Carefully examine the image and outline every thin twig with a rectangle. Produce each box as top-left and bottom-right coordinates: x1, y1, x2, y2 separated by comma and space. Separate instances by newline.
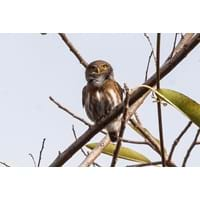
72, 125, 88, 157
49, 34, 200, 167
145, 51, 153, 81
121, 138, 150, 146
127, 161, 162, 167
37, 138, 46, 167
0, 161, 10, 167
133, 112, 142, 126
110, 84, 130, 167
182, 129, 200, 167
129, 118, 161, 154
169, 33, 178, 59
49, 96, 107, 135
156, 33, 166, 167
195, 142, 200, 145
49, 96, 91, 127
167, 121, 192, 163
28, 153, 37, 167
144, 33, 157, 65
58, 33, 88, 68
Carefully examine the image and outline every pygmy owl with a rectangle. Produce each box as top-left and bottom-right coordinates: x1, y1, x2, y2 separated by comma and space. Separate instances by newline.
82, 60, 123, 142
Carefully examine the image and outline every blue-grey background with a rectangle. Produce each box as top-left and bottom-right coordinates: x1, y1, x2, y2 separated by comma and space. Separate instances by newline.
0, 33, 199, 166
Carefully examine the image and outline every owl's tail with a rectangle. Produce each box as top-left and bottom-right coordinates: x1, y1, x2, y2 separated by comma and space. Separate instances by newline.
108, 131, 118, 142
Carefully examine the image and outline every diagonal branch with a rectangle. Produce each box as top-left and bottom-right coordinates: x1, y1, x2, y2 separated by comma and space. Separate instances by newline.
127, 161, 162, 167
79, 135, 110, 167
37, 138, 46, 167
0, 161, 10, 167
49, 96, 91, 127
28, 153, 37, 167
58, 33, 88, 68
110, 85, 130, 167
49, 33, 200, 167
182, 129, 200, 167
167, 121, 192, 163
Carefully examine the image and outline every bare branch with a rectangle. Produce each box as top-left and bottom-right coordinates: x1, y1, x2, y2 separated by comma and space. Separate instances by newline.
145, 51, 153, 81
37, 138, 46, 167
127, 161, 162, 167
58, 33, 88, 68
169, 33, 178, 59
28, 153, 37, 167
121, 138, 149, 146
49, 96, 91, 127
49, 33, 200, 167
0, 161, 10, 167
79, 135, 110, 167
49, 96, 107, 136
111, 84, 130, 167
156, 33, 166, 166
144, 33, 157, 64
72, 125, 88, 157
167, 121, 192, 163
182, 129, 200, 167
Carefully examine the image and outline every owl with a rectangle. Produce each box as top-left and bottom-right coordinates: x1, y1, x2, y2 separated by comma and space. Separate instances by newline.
82, 60, 123, 142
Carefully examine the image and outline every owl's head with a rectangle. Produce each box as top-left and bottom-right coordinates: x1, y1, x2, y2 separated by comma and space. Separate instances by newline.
85, 60, 114, 87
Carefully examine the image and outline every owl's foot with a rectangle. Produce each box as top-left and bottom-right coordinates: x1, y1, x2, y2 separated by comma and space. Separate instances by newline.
108, 131, 118, 142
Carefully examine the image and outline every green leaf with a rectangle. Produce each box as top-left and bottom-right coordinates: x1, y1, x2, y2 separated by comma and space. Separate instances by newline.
86, 143, 150, 163
158, 89, 200, 127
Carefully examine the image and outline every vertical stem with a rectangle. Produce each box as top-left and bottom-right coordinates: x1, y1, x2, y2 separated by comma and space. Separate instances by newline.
156, 33, 166, 166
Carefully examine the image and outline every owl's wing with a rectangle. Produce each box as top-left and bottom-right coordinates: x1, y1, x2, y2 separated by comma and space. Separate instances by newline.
114, 81, 123, 101
82, 86, 87, 107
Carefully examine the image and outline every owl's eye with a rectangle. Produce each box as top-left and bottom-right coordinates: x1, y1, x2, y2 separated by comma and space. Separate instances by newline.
102, 64, 107, 69
89, 65, 99, 74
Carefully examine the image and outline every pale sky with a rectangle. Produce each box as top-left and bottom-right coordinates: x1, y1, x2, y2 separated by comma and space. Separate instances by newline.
0, 33, 200, 166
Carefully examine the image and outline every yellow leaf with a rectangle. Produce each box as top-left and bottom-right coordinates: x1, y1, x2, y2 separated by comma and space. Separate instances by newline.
86, 143, 150, 163
158, 89, 200, 127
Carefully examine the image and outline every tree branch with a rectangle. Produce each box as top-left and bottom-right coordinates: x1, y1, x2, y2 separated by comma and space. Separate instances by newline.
49, 33, 200, 167
127, 161, 162, 167
0, 161, 10, 167
37, 138, 46, 167
182, 129, 200, 167
79, 135, 110, 167
156, 33, 166, 166
28, 153, 37, 167
58, 33, 88, 68
49, 96, 92, 127
167, 121, 192, 163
